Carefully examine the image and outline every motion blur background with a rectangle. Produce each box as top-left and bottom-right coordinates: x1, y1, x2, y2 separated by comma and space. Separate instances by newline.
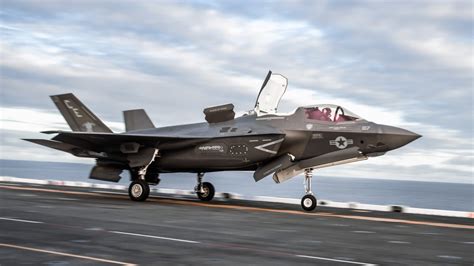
1, 1, 472, 210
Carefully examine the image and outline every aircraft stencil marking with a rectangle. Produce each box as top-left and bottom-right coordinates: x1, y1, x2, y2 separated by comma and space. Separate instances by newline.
254, 138, 284, 154
197, 144, 225, 154
329, 136, 353, 149
312, 133, 324, 139
82, 122, 96, 132
64, 100, 83, 118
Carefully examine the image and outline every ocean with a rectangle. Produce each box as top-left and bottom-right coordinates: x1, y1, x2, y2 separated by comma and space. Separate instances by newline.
1, 159, 472, 211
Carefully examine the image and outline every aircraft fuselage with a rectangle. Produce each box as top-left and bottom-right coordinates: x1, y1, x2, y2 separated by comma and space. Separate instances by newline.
150, 108, 419, 173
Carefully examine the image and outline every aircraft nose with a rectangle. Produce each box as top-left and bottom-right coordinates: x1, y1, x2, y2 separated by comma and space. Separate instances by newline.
379, 125, 421, 150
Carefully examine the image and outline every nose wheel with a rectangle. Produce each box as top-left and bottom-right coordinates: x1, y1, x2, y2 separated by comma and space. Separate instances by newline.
301, 169, 317, 211
195, 173, 215, 201
301, 194, 317, 211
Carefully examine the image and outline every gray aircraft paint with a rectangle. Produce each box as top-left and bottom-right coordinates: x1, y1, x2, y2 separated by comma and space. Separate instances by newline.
24, 71, 420, 191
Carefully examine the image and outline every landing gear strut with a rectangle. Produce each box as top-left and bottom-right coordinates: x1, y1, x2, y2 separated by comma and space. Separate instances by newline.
127, 149, 159, 202
195, 173, 215, 201
301, 169, 317, 211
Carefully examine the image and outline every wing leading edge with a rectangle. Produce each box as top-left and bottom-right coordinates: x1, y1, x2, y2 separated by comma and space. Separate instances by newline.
29, 130, 285, 154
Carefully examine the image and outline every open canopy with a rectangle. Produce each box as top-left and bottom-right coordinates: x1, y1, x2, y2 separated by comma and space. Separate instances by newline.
251, 72, 363, 123
254, 71, 288, 115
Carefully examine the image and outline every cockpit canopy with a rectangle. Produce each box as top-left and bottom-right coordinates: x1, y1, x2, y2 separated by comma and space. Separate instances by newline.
250, 71, 365, 123
303, 104, 364, 122
254, 71, 288, 115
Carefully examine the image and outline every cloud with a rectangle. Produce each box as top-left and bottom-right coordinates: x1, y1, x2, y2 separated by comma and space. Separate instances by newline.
0, 0, 472, 183
0, 107, 124, 133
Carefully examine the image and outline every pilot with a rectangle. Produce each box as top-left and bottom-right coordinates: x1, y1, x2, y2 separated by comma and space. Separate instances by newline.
306, 107, 323, 120
322, 107, 332, 121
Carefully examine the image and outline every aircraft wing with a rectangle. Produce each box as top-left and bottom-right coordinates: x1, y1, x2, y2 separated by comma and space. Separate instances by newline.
35, 130, 285, 153
41, 131, 211, 152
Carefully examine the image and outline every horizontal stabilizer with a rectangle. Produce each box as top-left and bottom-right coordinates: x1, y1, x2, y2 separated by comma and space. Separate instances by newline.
123, 109, 155, 132
22, 139, 84, 155
23, 139, 106, 158
50, 93, 112, 133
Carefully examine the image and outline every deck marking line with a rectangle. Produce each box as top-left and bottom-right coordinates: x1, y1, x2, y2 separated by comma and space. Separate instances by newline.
156, 198, 474, 229
0, 185, 123, 199
0, 243, 136, 265
437, 255, 462, 260
0, 217, 43, 224
110, 230, 200, 244
387, 241, 411, 244
92, 190, 128, 195
296, 254, 376, 265
2, 185, 473, 230
352, 231, 375, 234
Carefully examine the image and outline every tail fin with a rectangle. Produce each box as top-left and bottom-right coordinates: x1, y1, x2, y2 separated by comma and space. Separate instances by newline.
50, 93, 113, 133
123, 109, 155, 132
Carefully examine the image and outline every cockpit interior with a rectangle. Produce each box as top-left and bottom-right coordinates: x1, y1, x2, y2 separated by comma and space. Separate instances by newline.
303, 104, 363, 122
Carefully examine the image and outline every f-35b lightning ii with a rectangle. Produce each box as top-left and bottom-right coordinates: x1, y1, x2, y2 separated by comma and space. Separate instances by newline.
24, 71, 421, 211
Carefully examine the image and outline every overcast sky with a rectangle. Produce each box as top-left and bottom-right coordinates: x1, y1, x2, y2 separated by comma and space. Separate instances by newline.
0, 0, 472, 183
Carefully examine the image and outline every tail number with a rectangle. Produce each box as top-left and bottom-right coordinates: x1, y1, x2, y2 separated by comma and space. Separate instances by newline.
64, 100, 83, 118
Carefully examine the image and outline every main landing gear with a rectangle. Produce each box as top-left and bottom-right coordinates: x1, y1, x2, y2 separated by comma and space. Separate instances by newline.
194, 172, 215, 201
128, 164, 159, 202
127, 170, 216, 202
301, 169, 317, 212
127, 149, 158, 202
129, 179, 150, 201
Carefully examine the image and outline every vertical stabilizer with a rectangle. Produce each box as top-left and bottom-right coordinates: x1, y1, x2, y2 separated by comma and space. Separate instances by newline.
123, 109, 155, 132
50, 93, 113, 133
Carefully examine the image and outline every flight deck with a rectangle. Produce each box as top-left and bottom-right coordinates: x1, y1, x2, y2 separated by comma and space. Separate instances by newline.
1, 181, 473, 265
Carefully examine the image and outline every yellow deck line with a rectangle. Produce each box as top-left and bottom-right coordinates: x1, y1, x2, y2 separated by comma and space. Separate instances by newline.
1, 185, 473, 230
151, 198, 474, 229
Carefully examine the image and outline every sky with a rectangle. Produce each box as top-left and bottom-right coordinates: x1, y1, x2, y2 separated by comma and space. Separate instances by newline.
0, 0, 472, 183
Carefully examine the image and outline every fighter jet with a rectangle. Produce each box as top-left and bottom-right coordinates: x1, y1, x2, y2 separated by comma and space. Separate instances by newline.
24, 71, 421, 211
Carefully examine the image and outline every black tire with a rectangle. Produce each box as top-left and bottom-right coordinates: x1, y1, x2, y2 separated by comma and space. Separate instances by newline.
128, 180, 150, 201
196, 182, 215, 201
301, 194, 317, 211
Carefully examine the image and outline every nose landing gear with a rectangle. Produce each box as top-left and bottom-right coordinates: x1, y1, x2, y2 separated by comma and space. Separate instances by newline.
301, 169, 317, 211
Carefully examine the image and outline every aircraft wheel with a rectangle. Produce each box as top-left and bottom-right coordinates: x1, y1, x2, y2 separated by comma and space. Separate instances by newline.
197, 182, 215, 201
129, 180, 150, 201
301, 194, 317, 211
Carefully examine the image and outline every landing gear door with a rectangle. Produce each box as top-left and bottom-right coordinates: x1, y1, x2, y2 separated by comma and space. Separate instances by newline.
254, 71, 288, 115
